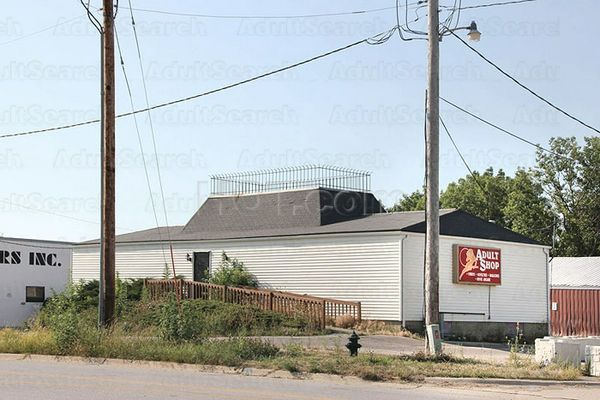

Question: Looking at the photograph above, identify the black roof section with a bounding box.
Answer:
[80,188,542,246]
[401,209,542,246]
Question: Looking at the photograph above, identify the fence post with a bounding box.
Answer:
[357,301,362,322]
[321,299,326,330]
[268,292,274,311]
[223,285,227,303]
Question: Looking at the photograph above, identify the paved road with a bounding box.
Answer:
[263,334,512,363]
[0,356,598,400]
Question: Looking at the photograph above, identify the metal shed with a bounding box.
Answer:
[550,257,600,336]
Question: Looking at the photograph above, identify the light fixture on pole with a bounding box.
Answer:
[440,20,482,41]
[467,21,481,42]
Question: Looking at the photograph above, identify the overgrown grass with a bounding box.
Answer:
[0,329,581,382]
[0,329,278,367]
[257,346,582,382]
[119,297,318,338]
[0,283,581,383]
[33,287,321,341]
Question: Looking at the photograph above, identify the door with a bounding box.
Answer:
[193,252,210,282]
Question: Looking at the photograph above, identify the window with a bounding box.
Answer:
[25,286,45,303]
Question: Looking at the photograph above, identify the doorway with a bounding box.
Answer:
[193,252,211,282]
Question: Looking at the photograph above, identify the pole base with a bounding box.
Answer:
[426,324,442,355]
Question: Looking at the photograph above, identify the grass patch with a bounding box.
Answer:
[0,329,582,382]
[353,320,422,339]
[255,348,582,382]
[0,283,581,383]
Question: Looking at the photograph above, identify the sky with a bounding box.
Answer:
[0,0,598,242]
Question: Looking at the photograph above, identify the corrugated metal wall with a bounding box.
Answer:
[551,289,600,336]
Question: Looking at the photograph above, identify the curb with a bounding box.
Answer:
[1,353,599,387]
[0,353,365,385]
[425,376,600,387]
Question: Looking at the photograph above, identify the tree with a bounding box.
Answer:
[534,137,600,256]
[439,168,510,225]
[388,168,555,246]
[388,190,426,212]
[503,169,554,245]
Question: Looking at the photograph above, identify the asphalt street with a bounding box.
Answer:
[0,356,598,400]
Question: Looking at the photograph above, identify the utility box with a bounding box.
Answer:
[426,324,442,355]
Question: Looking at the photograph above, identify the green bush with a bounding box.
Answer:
[37,285,86,353]
[152,297,314,340]
[209,252,258,287]
[158,294,203,342]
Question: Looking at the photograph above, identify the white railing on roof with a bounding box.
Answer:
[210,165,371,196]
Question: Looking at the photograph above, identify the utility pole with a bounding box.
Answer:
[100,0,116,327]
[425,0,441,354]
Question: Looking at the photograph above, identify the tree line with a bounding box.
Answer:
[389,137,600,257]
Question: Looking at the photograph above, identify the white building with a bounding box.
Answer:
[0,237,72,327]
[72,167,550,341]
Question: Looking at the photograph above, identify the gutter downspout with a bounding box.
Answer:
[399,234,408,328]
[543,248,551,336]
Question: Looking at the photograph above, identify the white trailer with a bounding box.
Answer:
[0,237,72,327]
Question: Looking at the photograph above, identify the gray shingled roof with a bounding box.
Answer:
[551,257,600,288]
[80,207,541,246]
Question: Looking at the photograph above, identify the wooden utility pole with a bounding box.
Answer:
[100,0,116,327]
[425,0,441,353]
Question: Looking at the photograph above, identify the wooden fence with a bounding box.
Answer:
[145,279,361,329]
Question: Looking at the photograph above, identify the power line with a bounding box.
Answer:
[123,4,420,19]
[80,0,103,33]
[0,238,73,250]
[439,114,490,198]
[114,24,168,266]
[0,27,394,140]
[440,96,575,161]
[447,0,536,10]
[450,30,600,136]
[126,0,175,267]
[0,197,136,231]
[0,15,86,46]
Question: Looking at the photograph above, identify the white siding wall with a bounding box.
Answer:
[72,243,193,281]
[72,232,548,323]
[208,235,401,321]
[72,233,403,321]
[402,233,548,323]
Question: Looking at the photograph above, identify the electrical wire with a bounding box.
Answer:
[0,27,395,140]
[450,30,600,136]
[0,15,87,46]
[446,0,537,11]
[439,114,490,198]
[0,197,136,231]
[0,238,73,250]
[80,0,103,33]
[122,3,421,19]
[0,197,103,226]
[126,0,176,273]
[114,24,168,266]
[440,96,576,161]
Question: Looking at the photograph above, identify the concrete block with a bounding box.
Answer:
[535,338,581,367]
[545,337,600,361]
[585,346,600,377]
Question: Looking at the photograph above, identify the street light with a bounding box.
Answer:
[440,20,481,41]
[467,21,481,42]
